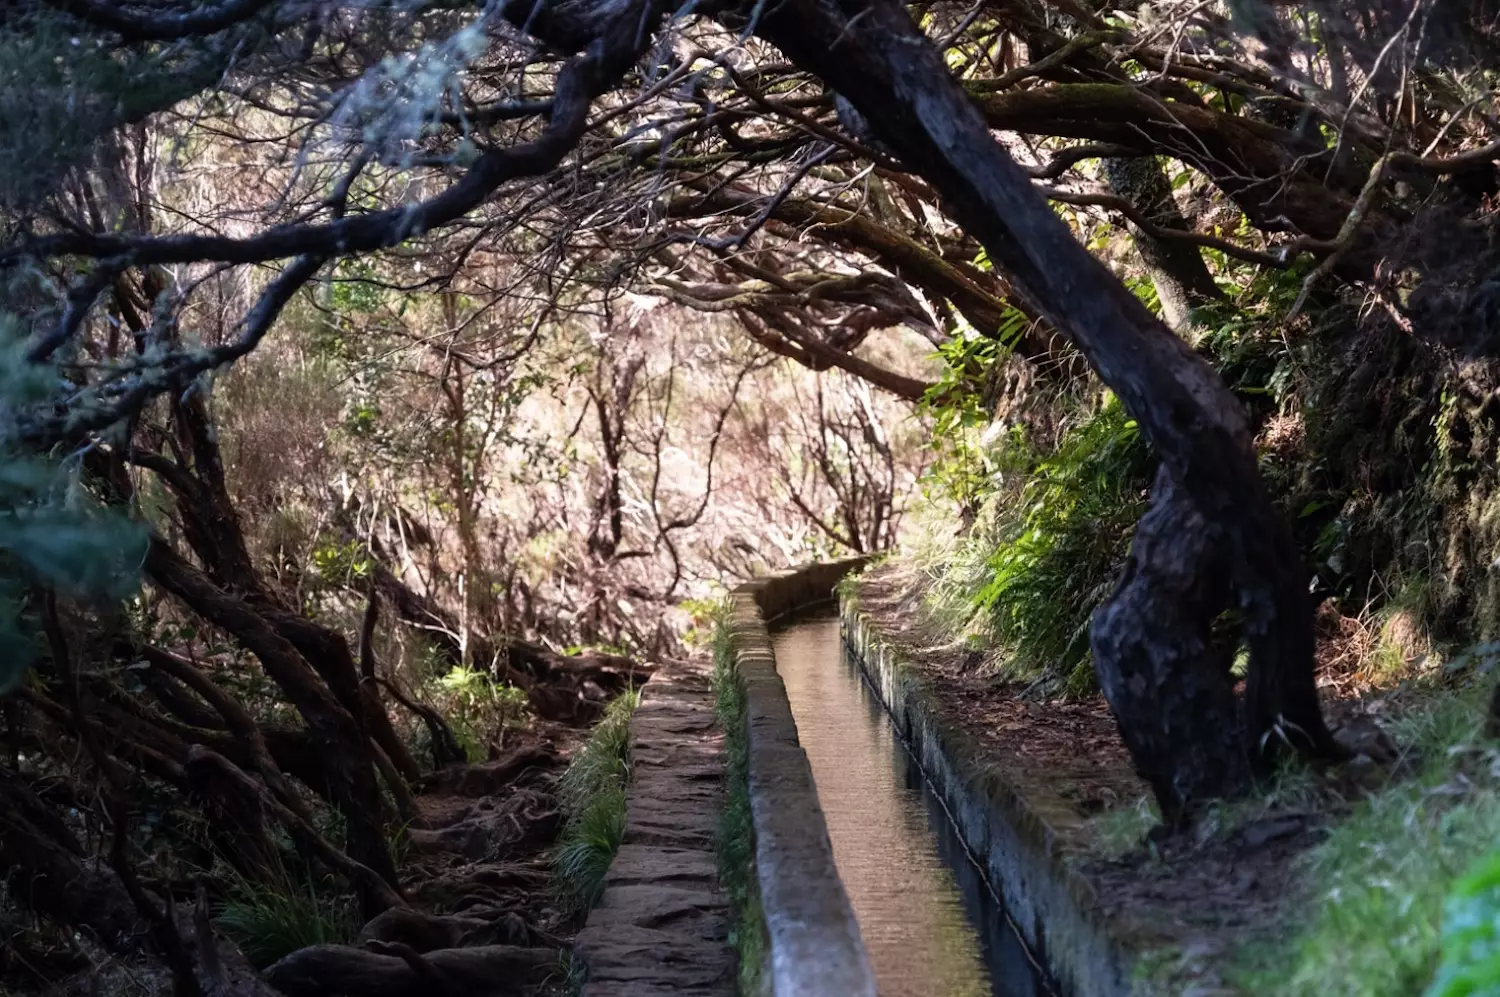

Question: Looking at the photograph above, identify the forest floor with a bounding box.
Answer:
[852,561,1499,996]
[251,724,589,997]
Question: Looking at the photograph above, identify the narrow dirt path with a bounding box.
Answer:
[574,659,735,996]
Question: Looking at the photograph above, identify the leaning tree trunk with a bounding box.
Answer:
[1101,156,1225,330]
[750,0,1340,808]
[1091,468,1249,820]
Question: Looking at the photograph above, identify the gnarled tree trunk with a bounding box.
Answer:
[1091,468,1249,819]
[145,540,402,911]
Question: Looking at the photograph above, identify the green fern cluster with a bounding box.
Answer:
[976,397,1152,692]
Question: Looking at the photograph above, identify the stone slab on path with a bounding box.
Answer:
[574,659,736,997]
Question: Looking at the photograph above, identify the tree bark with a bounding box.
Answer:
[256,603,422,784]
[671,184,1078,374]
[145,540,403,912]
[749,0,1339,786]
[183,749,284,879]
[1091,468,1249,819]
[1101,156,1224,329]
[262,943,559,997]
[970,82,1362,242]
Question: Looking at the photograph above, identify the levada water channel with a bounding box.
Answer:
[770,613,1056,997]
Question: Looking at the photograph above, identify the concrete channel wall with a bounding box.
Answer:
[841,593,1133,997]
[727,558,877,997]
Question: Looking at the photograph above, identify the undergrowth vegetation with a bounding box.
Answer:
[428,664,532,762]
[7,3,1500,996]
[975,398,1150,692]
[1231,678,1500,997]
[552,688,641,913]
[914,393,1151,693]
[711,603,767,995]
[1427,834,1500,997]
[216,874,359,970]
[909,260,1451,698]
[899,250,1500,994]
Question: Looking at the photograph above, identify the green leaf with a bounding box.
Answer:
[0,510,148,600]
[1427,848,1500,997]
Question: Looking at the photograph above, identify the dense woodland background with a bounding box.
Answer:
[2,0,1500,993]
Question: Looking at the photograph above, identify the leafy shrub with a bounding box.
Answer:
[0,14,219,209]
[425,665,531,761]
[0,317,148,693]
[920,322,1021,516]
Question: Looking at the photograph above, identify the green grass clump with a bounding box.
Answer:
[552,687,640,913]
[557,689,640,814]
[712,606,768,994]
[215,876,358,969]
[1085,795,1161,860]
[1231,682,1500,997]
[552,784,629,913]
[1427,843,1500,997]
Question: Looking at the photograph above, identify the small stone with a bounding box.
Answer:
[1240,815,1305,848]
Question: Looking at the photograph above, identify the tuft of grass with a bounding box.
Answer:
[1366,578,1436,684]
[552,687,640,913]
[215,875,358,969]
[712,605,768,995]
[557,688,640,815]
[555,949,590,995]
[1230,681,1500,997]
[1085,795,1161,861]
[552,785,629,913]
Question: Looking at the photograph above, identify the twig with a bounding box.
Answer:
[1286,152,1395,319]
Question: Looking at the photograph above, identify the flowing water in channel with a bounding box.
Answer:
[770,615,1051,997]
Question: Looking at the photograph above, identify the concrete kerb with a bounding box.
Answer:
[727,558,877,997]
[840,592,1134,997]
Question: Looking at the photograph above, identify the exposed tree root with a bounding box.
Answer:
[416,863,553,914]
[263,943,560,997]
[416,744,558,797]
[358,907,562,953]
